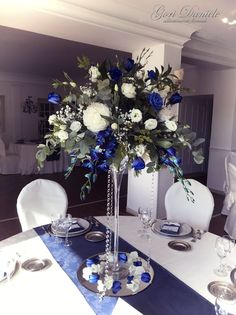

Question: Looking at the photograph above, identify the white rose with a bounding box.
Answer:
[135,144,146,157]
[48,114,57,125]
[57,130,69,141]
[89,66,101,83]
[111,123,118,130]
[130,109,142,123]
[83,102,111,133]
[144,118,157,130]
[121,83,136,98]
[165,120,177,131]
[70,121,82,132]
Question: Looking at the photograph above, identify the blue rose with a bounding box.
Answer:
[133,260,142,267]
[118,252,127,263]
[124,58,134,71]
[112,281,122,294]
[166,147,176,157]
[132,157,145,171]
[127,275,134,284]
[169,92,182,105]
[141,272,151,283]
[147,92,163,110]
[48,92,61,105]
[86,256,100,267]
[108,67,122,81]
[147,70,157,80]
[97,161,110,172]
[88,273,100,284]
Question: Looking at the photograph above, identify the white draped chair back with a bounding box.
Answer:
[0,138,20,174]
[223,152,236,238]
[17,179,68,231]
[221,152,236,215]
[165,179,214,231]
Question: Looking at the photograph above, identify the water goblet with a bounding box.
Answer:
[215,295,236,315]
[214,236,231,277]
[64,214,73,247]
[50,213,64,244]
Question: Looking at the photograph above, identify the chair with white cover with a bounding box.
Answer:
[164,179,214,231]
[17,179,68,231]
[223,153,236,238]
[0,138,20,174]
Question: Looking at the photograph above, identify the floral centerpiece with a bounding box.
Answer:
[37,48,203,199]
[36,48,204,296]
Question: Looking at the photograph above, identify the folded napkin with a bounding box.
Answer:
[0,255,16,281]
[69,222,84,233]
[53,219,84,234]
[161,222,181,234]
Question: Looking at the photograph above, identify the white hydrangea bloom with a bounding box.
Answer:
[165,120,177,131]
[60,124,67,131]
[89,66,101,83]
[104,275,113,290]
[70,121,82,132]
[129,265,145,276]
[48,114,57,125]
[121,83,136,98]
[91,263,103,274]
[97,280,106,292]
[130,109,142,123]
[144,118,157,130]
[83,102,111,133]
[57,130,69,141]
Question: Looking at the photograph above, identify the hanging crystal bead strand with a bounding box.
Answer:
[147,172,155,270]
[101,170,114,297]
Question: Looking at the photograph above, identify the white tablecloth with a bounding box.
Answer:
[9,143,69,175]
[0,216,235,314]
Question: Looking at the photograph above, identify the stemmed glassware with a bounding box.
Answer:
[214,236,231,277]
[215,294,236,315]
[63,214,73,247]
[50,213,64,244]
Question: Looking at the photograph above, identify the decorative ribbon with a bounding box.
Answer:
[35,223,215,315]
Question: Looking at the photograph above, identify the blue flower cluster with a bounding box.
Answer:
[83,128,118,173]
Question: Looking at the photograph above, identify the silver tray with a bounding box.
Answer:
[85,231,106,242]
[152,220,192,237]
[50,218,91,238]
[22,258,52,272]
[207,281,236,300]
[77,252,154,297]
[168,240,191,251]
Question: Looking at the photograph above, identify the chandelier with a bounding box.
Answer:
[23,96,38,114]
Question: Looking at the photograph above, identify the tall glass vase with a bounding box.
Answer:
[109,157,128,279]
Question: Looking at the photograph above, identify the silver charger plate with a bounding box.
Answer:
[168,240,191,251]
[77,252,154,297]
[85,231,106,242]
[22,258,52,272]
[207,281,236,300]
[152,220,192,237]
[50,218,91,238]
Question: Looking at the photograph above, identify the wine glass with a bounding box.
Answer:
[50,213,64,244]
[214,236,231,277]
[222,235,235,272]
[215,295,236,315]
[64,214,73,247]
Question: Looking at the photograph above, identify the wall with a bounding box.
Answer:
[182,65,236,193]
[0,71,51,144]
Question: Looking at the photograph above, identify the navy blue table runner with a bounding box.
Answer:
[35,223,215,315]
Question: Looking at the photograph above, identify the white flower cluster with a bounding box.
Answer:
[82,251,149,294]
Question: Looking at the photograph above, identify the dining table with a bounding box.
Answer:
[0,216,235,315]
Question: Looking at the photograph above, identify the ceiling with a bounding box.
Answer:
[0,0,235,76]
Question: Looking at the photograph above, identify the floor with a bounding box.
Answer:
[0,169,226,241]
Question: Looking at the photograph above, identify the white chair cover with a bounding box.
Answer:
[0,139,20,174]
[17,179,68,231]
[221,152,236,215]
[0,138,6,157]
[165,179,214,231]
